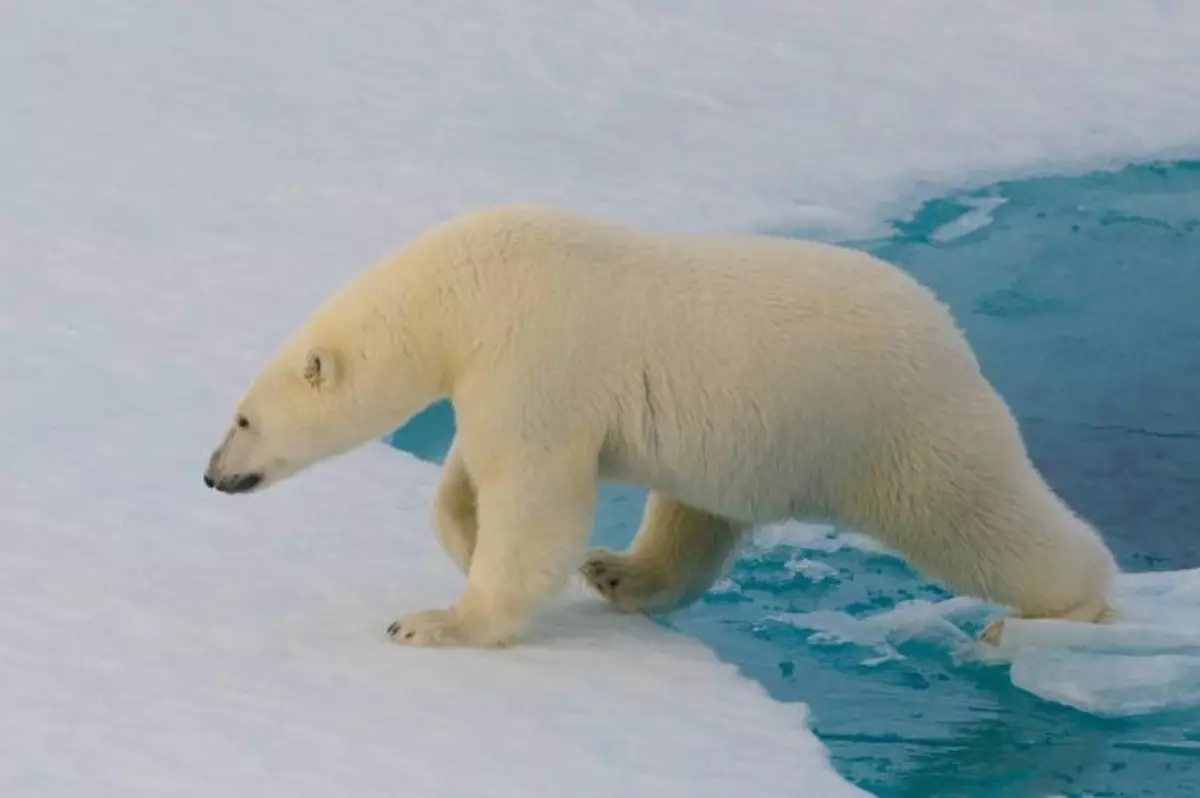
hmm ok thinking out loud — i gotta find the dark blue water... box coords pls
[388,161,1200,796]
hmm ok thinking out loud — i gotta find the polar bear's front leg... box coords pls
[430,440,477,575]
[389,453,598,648]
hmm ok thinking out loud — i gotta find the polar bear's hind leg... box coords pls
[980,589,1115,646]
[582,492,745,614]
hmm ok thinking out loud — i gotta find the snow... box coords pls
[3,0,1200,794]
[6,2,1200,250]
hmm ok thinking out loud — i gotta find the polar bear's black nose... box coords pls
[203,473,215,489]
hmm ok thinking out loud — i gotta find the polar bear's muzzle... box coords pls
[205,471,263,494]
[204,422,271,494]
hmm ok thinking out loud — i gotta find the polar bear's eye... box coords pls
[236,415,250,429]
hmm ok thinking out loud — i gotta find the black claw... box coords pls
[387,622,400,636]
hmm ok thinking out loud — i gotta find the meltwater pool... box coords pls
[388,161,1200,796]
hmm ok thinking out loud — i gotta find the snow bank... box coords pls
[0,443,862,796]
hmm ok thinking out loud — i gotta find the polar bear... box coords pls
[204,204,1117,648]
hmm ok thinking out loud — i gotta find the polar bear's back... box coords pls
[445,204,970,362]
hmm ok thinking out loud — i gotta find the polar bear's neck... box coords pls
[288,245,465,435]
[301,205,599,430]
[353,208,549,393]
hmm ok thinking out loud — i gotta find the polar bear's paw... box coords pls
[979,616,1006,646]
[387,607,509,648]
[387,608,464,646]
[580,549,674,614]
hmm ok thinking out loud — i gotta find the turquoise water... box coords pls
[388,161,1200,796]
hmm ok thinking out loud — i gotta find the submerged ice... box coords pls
[768,525,1200,718]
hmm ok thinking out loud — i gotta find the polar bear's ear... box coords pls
[302,346,339,389]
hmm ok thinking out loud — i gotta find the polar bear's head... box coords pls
[204,333,441,495]
[203,345,360,494]
[203,224,461,496]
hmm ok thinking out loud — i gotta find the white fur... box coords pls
[206,204,1118,648]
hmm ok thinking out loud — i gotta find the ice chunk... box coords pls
[775,597,986,664]
[753,522,895,556]
[981,569,1200,716]
[1010,649,1200,717]
[929,196,1008,243]
[784,557,840,583]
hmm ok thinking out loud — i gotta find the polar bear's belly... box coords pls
[597,430,823,525]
